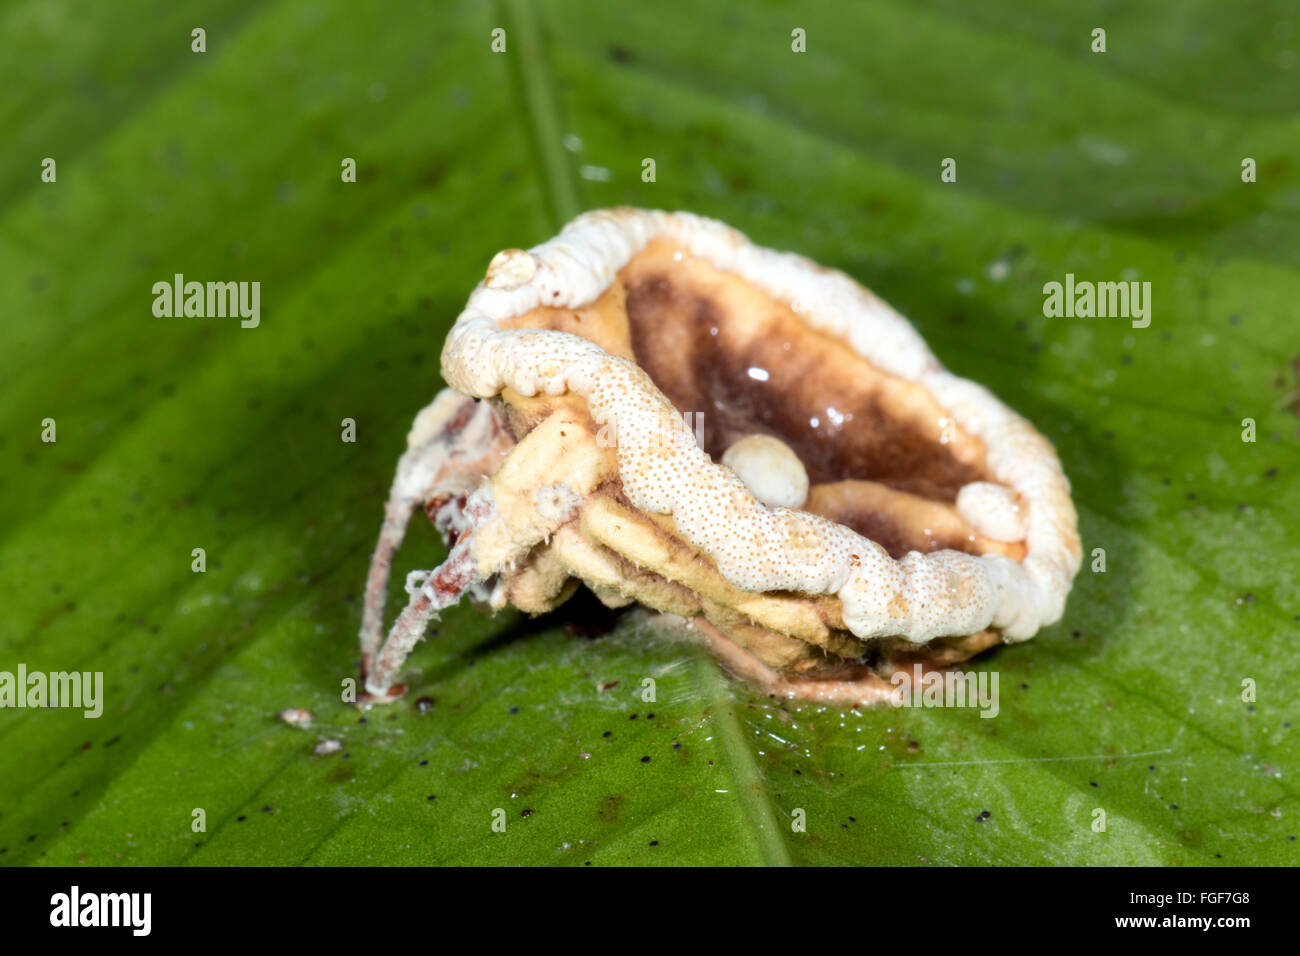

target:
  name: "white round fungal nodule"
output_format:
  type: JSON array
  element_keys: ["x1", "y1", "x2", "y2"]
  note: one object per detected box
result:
[{"x1": 721, "y1": 434, "x2": 809, "y2": 510}]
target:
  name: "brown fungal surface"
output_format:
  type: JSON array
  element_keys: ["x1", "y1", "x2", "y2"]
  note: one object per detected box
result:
[{"x1": 358, "y1": 209, "x2": 1081, "y2": 703}]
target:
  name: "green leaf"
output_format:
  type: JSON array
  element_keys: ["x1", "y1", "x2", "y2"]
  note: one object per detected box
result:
[{"x1": 2, "y1": 0, "x2": 1296, "y2": 866}]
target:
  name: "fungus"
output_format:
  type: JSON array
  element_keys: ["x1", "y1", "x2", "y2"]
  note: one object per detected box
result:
[{"x1": 358, "y1": 209, "x2": 1081, "y2": 703}]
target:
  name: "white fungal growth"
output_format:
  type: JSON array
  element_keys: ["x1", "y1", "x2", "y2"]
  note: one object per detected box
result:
[
  {"x1": 484, "y1": 248, "x2": 539, "y2": 291},
  {"x1": 277, "y1": 707, "x2": 313, "y2": 726},
  {"x1": 722, "y1": 434, "x2": 810, "y2": 509},
  {"x1": 957, "y1": 481, "x2": 1029, "y2": 542},
  {"x1": 440, "y1": 208, "x2": 1081, "y2": 646},
  {"x1": 535, "y1": 482, "x2": 581, "y2": 524}
]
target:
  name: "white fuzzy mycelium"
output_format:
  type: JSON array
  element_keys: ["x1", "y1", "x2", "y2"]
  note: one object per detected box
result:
[{"x1": 441, "y1": 208, "x2": 1081, "y2": 645}]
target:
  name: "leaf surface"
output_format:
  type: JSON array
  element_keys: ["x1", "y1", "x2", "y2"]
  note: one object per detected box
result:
[{"x1": 1, "y1": 0, "x2": 1295, "y2": 866}]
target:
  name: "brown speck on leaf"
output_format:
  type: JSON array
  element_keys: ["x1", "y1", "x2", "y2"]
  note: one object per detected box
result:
[{"x1": 415, "y1": 696, "x2": 436, "y2": 713}]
